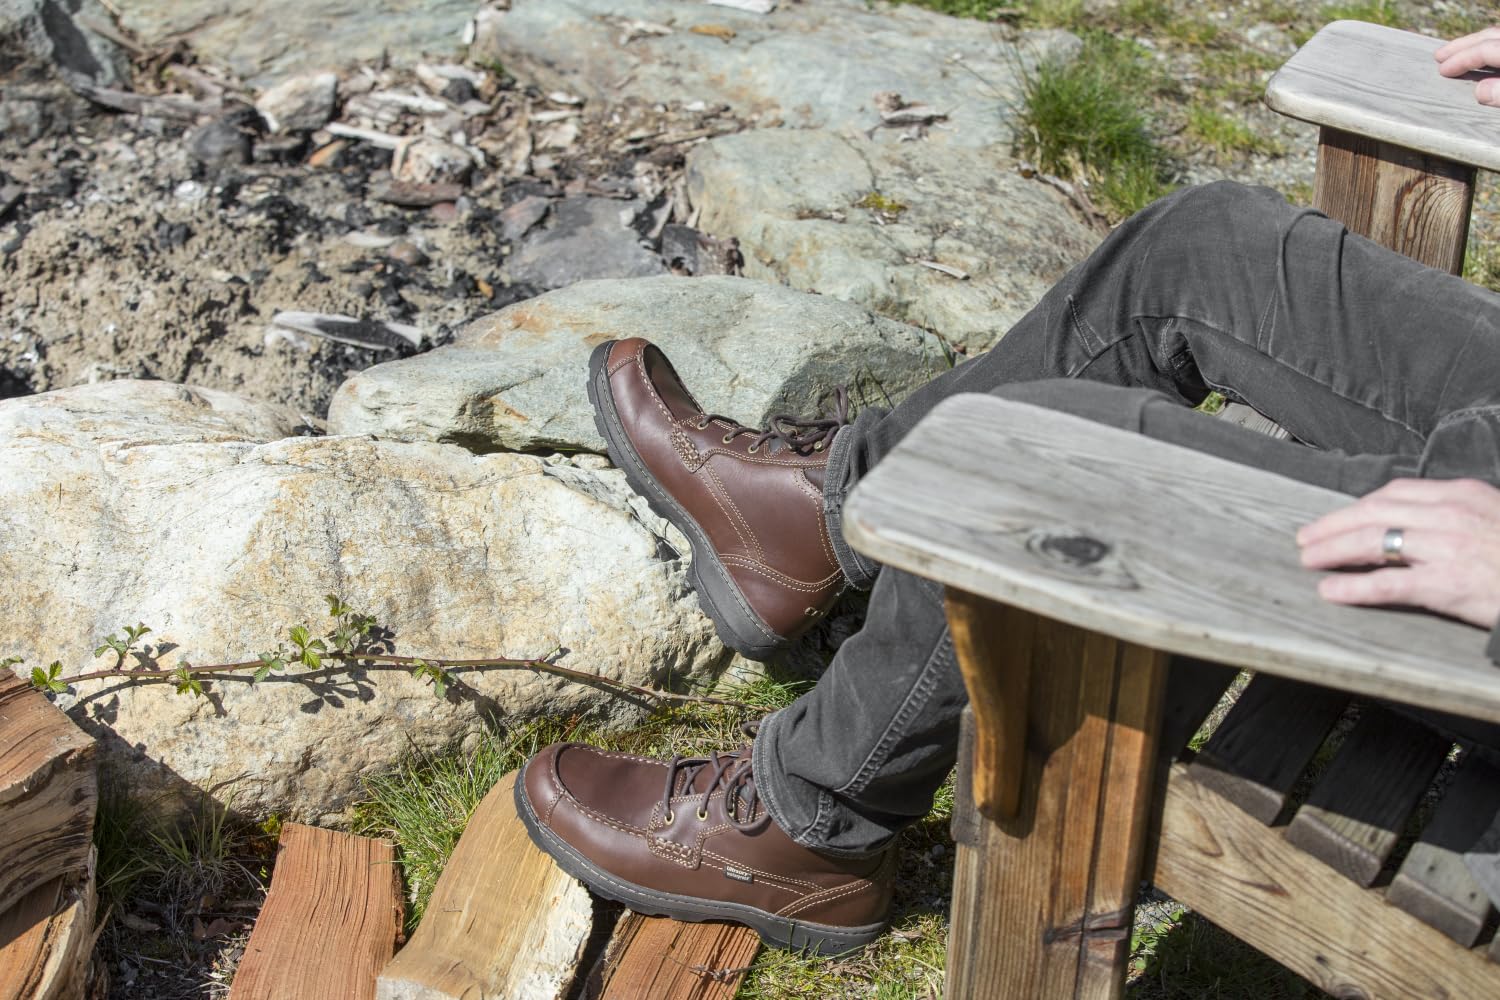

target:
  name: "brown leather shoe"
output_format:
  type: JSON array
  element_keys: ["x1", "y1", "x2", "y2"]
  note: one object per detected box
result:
[
  {"x1": 515, "y1": 733, "x2": 894, "y2": 955},
  {"x1": 587, "y1": 337, "x2": 847, "y2": 660}
]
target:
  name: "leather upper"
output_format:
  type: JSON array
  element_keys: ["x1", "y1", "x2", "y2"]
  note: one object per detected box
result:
[
  {"x1": 523, "y1": 740, "x2": 894, "y2": 928},
  {"x1": 601, "y1": 337, "x2": 844, "y2": 641}
]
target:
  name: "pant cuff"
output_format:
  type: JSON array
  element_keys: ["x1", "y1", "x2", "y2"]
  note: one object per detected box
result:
[{"x1": 823, "y1": 421, "x2": 881, "y2": 590}]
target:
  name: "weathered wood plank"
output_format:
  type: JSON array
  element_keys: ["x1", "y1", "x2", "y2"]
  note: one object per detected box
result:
[
  {"x1": 0, "y1": 874, "x2": 97, "y2": 1000},
  {"x1": 1285, "y1": 706, "x2": 1449, "y2": 886},
  {"x1": 582, "y1": 913, "x2": 760, "y2": 1000},
  {"x1": 0, "y1": 672, "x2": 96, "y2": 917},
  {"x1": 945, "y1": 591, "x2": 1031, "y2": 820},
  {"x1": 944, "y1": 596, "x2": 1167, "y2": 1000},
  {"x1": 1313, "y1": 127, "x2": 1474, "y2": 274},
  {"x1": 231, "y1": 824, "x2": 402, "y2": 1000},
  {"x1": 1186, "y1": 676, "x2": 1348, "y2": 825},
  {"x1": 1154, "y1": 761, "x2": 1500, "y2": 997},
  {"x1": 840, "y1": 395, "x2": 1500, "y2": 726},
  {"x1": 1388, "y1": 752, "x2": 1500, "y2": 947},
  {"x1": 1265, "y1": 21, "x2": 1500, "y2": 173},
  {"x1": 376, "y1": 771, "x2": 595, "y2": 1000}
]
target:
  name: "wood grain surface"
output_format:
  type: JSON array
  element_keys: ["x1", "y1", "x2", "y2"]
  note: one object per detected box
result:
[
  {"x1": 231, "y1": 824, "x2": 402, "y2": 1000},
  {"x1": 1284, "y1": 706, "x2": 1449, "y2": 886},
  {"x1": 0, "y1": 875, "x2": 96, "y2": 1000},
  {"x1": 944, "y1": 592, "x2": 1031, "y2": 820},
  {"x1": 944, "y1": 600, "x2": 1167, "y2": 1000},
  {"x1": 1265, "y1": 20, "x2": 1500, "y2": 172},
  {"x1": 1157, "y1": 762, "x2": 1500, "y2": 997},
  {"x1": 583, "y1": 913, "x2": 760, "y2": 1000},
  {"x1": 841, "y1": 395, "x2": 1500, "y2": 724},
  {"x1": 375, "y1": 771, "x2": 595, "y2": 1000},
  {"x1": 0, "y1": 672, "x2": 96, "y2": 917},
  {"x1": 1388, "y1": 751, "x2": 1500, "y2": 947}
]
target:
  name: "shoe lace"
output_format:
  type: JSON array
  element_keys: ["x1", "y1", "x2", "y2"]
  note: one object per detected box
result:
[
  {"x1": 697, "y1": 387, "x2": 850, "y2": 455},
  {"x1": 660, "y1": 721, "x2": 769, "y2": 833}
]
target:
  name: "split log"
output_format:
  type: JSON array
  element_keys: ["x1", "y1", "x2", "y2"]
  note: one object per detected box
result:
[
  {"x1": 0, "y1": 873, "x2": 98, "y2": 1000},
  {"x1": 581, "y1": 913, "x2": 760, "y2": 1000},
  {"x1": 376, "y1": 771, "x2": 595, "y2": 1000},
  {"x1": 0, "y1": 673, "x2": 96, "y2": 916},
  {"x1": 230, "y1": 825, "x2": 402, "y2": 1000}
]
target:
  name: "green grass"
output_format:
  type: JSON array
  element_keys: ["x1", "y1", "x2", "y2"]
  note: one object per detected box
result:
[
  {"x1": 1186, "y1": 106, "x2": 1286, "y2": 162},
  {"x1": 1319, "y1": 0, "x2": 1402, "y2": 27},
  {"x1": 1015, "y1": 32, "x2": 1175, "y2": 218}
]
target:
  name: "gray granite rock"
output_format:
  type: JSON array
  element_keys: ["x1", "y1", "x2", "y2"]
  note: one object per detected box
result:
[
  {"x1": 327, "y1": 275, "x2": 948, "y2": 453},
  {"x1": 0, "y1": 380, "x2": 724, "y2": 822},
  {"x1": 504, "y1": 197, "x2": 667, "y2": 291},
  {"x1": 474, "y1": 0, "x2": 1078, "y2": 149},
  {"x1": 111, "y1": 0, "x2": 476, "y2": 87},
  {"x1": 688, "y1": 129, "x2": 1100, "y2": 352},
  {"x1": 0, "y1": 0, "x2": 129, "y2": 88}
]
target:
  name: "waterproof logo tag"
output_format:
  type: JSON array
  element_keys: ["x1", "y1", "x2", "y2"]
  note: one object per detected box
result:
[{"x1": 724, "y1": 865, "x2": 754, "y2": 884}]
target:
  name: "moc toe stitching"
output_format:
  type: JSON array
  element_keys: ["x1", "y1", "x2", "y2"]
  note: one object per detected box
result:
[{"x1": 720, "y1": 555, "x2": 842, "y2": 592}]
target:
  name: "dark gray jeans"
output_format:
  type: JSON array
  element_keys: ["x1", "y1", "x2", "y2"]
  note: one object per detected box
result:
[{"x1": 751, "y1": 181, "x2": 1500, "y2": 857}]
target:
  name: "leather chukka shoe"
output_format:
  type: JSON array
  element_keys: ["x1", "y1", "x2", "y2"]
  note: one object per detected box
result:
[
  {"x1": 587, "y1": 337, "x2": 847, "y2": 660},
  {"x1": 515, "y1": 733, "x2": 894, "y2": 955}
]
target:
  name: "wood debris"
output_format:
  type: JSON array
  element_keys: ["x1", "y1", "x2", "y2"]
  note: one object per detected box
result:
[
  {"x1": 270, "y1": 312, "x2": 423, "y2": 350},
  {"x1": 690, "y1": 24, "x2": 737, "y2": 42},
  {"x1": 913, "y1": 259, "x2": 970, "y2": 280},
  {"x1": 707, "y1": 0, "x2": 776, "y2": 10}
]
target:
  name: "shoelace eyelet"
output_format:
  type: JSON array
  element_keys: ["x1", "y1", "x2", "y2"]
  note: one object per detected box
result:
[
  {"x1": 663, "y1": 809, "x2": 675, "y2": 824},
  {"x1": 721, "y1": 433, "x2": 735, "y2": 445},
  {"x1": 695, "y1": 417, "x2": 710, "y2": 430},
  {"x1": 813, "y1": 441, "x2": 825, "y2": 451},
  {"x1": 746, "y1": 444, "x2": 759, "y2": 454},
  {"x1": 696, "y1": 808, "x2": 710, "y2": 821}
]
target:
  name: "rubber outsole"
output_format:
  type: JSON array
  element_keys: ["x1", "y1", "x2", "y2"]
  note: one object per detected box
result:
[
  {"x1": 513, "y1": 758, "x2": 886, "y2": 956},
  {"x1": 586, "y1": 341, "x2": 787, "y2": 661}
]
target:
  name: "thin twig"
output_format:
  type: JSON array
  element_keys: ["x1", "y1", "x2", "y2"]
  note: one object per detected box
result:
[{"x1": 54, "y1": 651, "x2": 755, "y2": 710}]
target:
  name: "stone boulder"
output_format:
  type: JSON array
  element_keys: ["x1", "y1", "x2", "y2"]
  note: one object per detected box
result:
[
  {"x1": 474, "y1": 0, "x2": 1077, "y2": 149},
  {"x1": 0, "y1": 0, "x2": 130, "y2": 89},
  {"x1": 326, "y1": 275, "x2": 949, "y2": 453},
  {"x1": 0, "y1": 381, "x2": 724, "y2": 823},
  {"x1": 688, "y1": 129, "x2": 1101, "y2": 352},
  {"x1": 111, "y1": 0, "x2": 476, "y2": 86},
  {"x1": 504, "y1": 197, "x2": 667, "y2": 292}
]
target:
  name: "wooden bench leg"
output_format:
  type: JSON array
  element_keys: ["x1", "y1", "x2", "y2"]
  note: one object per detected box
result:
[
  {"x1": 943, "y1": 589, "x2": 1168, "y2": 1000},
  {"x1": 1314, "y1": 125, "x2": 1475, "y2": 275}
]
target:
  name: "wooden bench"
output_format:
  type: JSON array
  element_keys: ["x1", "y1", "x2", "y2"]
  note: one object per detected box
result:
[
  {"x1": 837, "y1": 20, "x2": 1500, "y2": 997},
  {"x1": 843, "y1": 395, "x2": 1500, "y2": 998}
]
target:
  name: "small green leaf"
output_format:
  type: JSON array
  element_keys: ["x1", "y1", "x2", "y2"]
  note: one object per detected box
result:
[
  {"x1": 93, "y1": 643, "x2": 111, "y2": 658},
  {"x1": 300, "y1": 649, "x2": 321, "y2": 670},
  {"x1": 171, "y1": 666, "x2": 204, "y2": 699},
  {"x1": 289, "y1": 624, "x2": 311, "y2": 650},
  {"x1": 1, "y1": 655, "x2": 23, "y2": 670},
  {"x1": 30, "y1": 665, "x2": 49, "y2": 689},
  {"x1": 430, "y1": 670, "x2": 448, "y2": 699},
  {"x1": 307, "y1": 638, "x2": 326, "y2": 652},
  {"x1": 252, "y1": 663, "x2": 272, "y2": 683},
  {"x1": 124, "y1": 623, "x2": 151, "y2": 643}
]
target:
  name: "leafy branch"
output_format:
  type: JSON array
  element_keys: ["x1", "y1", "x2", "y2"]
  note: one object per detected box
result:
[{"x1": 6, "y1": 595, "x2": 751, "y2": 711}]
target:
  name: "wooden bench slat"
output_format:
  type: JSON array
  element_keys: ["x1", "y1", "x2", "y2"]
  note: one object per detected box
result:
[
  {"x1": 0, "y1": 672, "x2": 96, "y2": 917},
  {"x1": 583, "y1": 913, "x2": 760, "y2": 1000},
  {"x1": 1153, "y1": 761, "x2": 1500, "y2": 997},
  {"x1": 1185, "y1": 676, "x2": 1348, "y2": 825},
  {"x1": 840, "y1": 395, "x2": 1500, "y2": 726},
  {"x1": 1265, "y1": 21, "x2": 1500, "y2": 173},
  {"x1": 375, "y1": 771, "x2": 596, "y2": 1000},
  {"x1": 1388, "y1": 752, "x2": 1500, "y2": 947},
  {"x1": 0, "y1": 874, "x2": 96, "y2": 1000},
  {"x1": 1284, "y1": 706, "x2": 1451, "y2": 886},
  {"x1": 231, "y1": 824, "x2": 402, "y2": 1000}
]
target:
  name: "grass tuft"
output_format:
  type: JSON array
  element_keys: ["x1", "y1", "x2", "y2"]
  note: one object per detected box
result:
[{"x1": 1015, "y1": 33, "x2": 1175, "y2": 218}]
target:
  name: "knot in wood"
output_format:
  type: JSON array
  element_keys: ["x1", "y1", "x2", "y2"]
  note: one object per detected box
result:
[{"x1": 1031, "y1": 530, "x2": 1110, "y2": 567}]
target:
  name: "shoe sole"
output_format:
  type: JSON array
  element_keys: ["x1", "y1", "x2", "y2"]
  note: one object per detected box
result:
[
  {"x1": 586, "y1": 340, "x2": 786, "y2": 661},
  {"x1": 513, "y1": 758, "x2": 887, "y2": 956}
]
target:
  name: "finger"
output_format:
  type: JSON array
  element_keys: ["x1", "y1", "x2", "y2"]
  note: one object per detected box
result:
[
  {"x1": 1316, "y1": 565, "x2": 1444, "y2": 610},
  {"x1": 1297, "y1": 495, "x2": 1480, "y2": 546},
  {"x1": 1436, "y1": 39, "x2": 1500, "y2": 77},
  {"x1": 1436, "y1": 26, "x2": 1500, "y2": 61},
  {"x1": 1298, "y1": 525, "x2": 1465, "y2": 569},
  {"x1": 1480, "y1": 77, "x2": 1500, "y2": 106}
]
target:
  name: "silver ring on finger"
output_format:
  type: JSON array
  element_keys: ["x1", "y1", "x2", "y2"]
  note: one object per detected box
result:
[{"x1": 1381, "y1": 526, "x2": 1406, "y2": 565}]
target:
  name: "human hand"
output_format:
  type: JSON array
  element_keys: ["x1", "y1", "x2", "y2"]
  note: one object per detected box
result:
[
  {"x1": 1297, "y1": 478, "x2": 1500, "y2": 629},
  {"x1": 1436, "y1": 27, "x2": 1500, "y2": 107}
]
